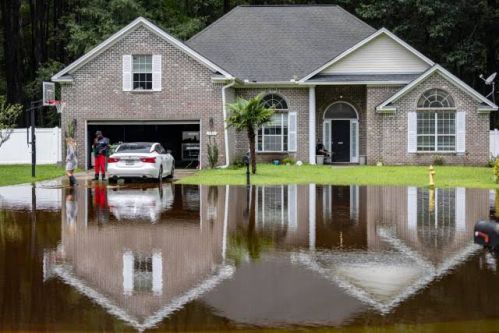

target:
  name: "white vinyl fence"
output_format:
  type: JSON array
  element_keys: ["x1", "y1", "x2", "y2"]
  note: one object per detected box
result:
[
  {"x1": 0, "y1": 127, "x2": 62, "y2": 164},
  {"x1": 491, "y1": 130, "x2": 499, "y2": 158}
]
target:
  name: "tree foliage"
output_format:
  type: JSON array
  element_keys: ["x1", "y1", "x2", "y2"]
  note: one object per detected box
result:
[
  {"x1": 0, "y1": 0, "x2": 497, "y2": 126},
  {"x1": 226, "y1": 94, "x2": 274, "y2": 174},
  {"x1": 0, "y1": 96, "x2": 22, "y2": 148}
]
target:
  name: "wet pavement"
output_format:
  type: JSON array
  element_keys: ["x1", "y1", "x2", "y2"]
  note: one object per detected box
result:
[{"x1": 0, "y1": 179, "x2": 498, "y2": 332}]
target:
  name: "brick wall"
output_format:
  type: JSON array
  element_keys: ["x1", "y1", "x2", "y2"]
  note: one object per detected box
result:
[
  {"x1": 61, "y1": 26, "x2": 226, "y2": 169},
  {"x1": 233, "y1": 88, "x2": 309, "y2": 163},
  {"x1": 367, "y1": 72, "x2": 489, "y2": 165},
  {"x1": 366, "y1": 85, "x2": 403, "y2": 164}
]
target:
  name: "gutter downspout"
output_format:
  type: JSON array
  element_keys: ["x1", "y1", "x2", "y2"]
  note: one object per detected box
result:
[{"x1": 221, "y1": 79, "x2": 236, "y2": 168}]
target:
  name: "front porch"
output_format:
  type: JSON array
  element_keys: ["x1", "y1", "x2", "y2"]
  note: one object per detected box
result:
[{"x1": 309, "y1": 85, "x2": 367, "y2": 164}]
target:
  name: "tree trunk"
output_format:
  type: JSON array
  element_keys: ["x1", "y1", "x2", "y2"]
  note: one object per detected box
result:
[
  {"x1": 29, "y1": 0, "x2": 48, "y2": 71},
  {"x1": 223, "y1": 0, "x2": 230, "y2": 13},
  {"x1": 246, "y1": 184, "x2": 258, "y2": 260},
  {"x1": 247, "y1": 126, "x2": 257, "y2": 174},
  {"x1": 1, "y1": 0, "x2": 24, "y2": 104}
]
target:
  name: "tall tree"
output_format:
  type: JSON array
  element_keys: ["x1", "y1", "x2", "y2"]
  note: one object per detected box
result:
[
  {"x1": 1, "y1": 0, "x2": 24, "y2": 104},
  {"x1": 0, "y1": 96, "x2": 22, "y2": 148},
  {"x1": 226, "y1": 95, "x2": 274, "y2": 174}
]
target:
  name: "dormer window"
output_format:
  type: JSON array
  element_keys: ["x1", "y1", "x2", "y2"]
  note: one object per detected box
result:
[{"x1": 133, "y1": 55, "x2": 153, "y2": 90}]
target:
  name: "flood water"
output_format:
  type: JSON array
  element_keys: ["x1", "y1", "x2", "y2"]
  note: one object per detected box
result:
[{"x1": 0, "y1": 180, "x2": 499, "y2": 332}]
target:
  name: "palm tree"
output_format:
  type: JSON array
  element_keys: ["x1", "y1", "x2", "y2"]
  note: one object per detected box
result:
[{"x1": 226, "y1": 94, "x2": 274, "y2": 174}]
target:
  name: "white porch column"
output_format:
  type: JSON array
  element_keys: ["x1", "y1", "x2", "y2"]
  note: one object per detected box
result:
[
  {"x1": 309, "y1": 184, "x2": 316, "y2": 250},
  {"x1": 308, "y1": 86, "x2": 316, "y2": 164}
]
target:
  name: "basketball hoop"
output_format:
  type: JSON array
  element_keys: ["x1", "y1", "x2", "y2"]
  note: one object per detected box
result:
[{"x1": 47, "y1": 100, "x2": 66, "y2": 114}]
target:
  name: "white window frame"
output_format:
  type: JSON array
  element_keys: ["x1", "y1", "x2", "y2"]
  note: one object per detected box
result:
[
  {"x1": 416, "y1": 110, "x2": 456, "y2": 152},
  {"x1": 132, "y1": 54, "x2": 153, "y2": 90},
  {"x1": 257, "y1": 112, "x2": 289, "y2": 153},
  {"x1": 407, "y1": 187, "x2": 465, "y2": 233},
  {"x1": 255, "y1": 185, "x2": 297, "y2": 230}
]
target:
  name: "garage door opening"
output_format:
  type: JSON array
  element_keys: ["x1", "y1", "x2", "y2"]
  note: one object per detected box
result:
[{"x1": 87, "y1": 122, "x2": 200, "y2": 169}]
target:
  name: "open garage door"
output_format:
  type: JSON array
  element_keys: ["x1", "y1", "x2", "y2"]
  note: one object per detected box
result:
[{"x1": 87, "y1": 121, "x2": 200, "y2": 169}]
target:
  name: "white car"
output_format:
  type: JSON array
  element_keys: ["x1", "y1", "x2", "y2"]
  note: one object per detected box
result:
[
  {"x1": 108, "y1": 183, "x2": 174, "y2": 222},
  {"x1": 107, "y1": 142, "x2": 175, "y2": 181}
]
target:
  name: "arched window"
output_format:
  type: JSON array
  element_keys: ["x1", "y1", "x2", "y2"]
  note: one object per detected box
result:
[
  {"x1": 415, "y1": 89, "x2": 456, "y2": 152},
  {"x1": 324, "y1": 102, "x2": 358, "y2": 119},
  {"x1": 417, "y1": 89, "x2": 455, "y2": 108},
  {"x1": 258, "y1": 94, "x2": 290, "y2": 152},
  {"x1": 262, "y1": 94, "x2": 288, "y2": 110}
]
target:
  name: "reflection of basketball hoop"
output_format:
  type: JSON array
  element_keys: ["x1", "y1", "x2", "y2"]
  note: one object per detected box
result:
[{"x1": 47, "y1": 100, "x2": 66, "y2": 114}]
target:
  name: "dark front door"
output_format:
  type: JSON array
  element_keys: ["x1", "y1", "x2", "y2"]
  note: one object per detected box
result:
[{"x1": 331, "y1": 120, "x2": 350, "y2": 162}]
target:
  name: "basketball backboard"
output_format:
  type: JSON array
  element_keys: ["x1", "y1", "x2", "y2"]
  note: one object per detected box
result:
[{"x1": 42, "y1": 82, "x2": 55, "y2": 106}]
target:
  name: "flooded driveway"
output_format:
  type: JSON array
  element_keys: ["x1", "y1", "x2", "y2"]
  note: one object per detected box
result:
[{"x1": 0, "y1": 181, "x2": 498, "y2": 332}]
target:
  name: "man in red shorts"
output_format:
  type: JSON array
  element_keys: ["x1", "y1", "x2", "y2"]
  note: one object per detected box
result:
[{"x1": 93, "y1": 131, "x2": 110, "y2": 181}]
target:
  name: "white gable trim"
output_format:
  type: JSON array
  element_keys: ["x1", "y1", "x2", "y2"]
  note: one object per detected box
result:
[
  {"x1": 299, "y1": 28, "x2": 435, "y2": 83},
  {"x1": 49, "y1": 261, "x2": 234, "y2": 332},
  {"x1": 52, "y1": 17, "x2": 233, "y2": 83},
  {"x1": 376, "y1": 65, "x2": 498, "y2": 112}
]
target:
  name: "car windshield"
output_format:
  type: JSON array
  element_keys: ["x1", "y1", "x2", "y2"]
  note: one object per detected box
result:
[{"x1": 115, "y1": 143, "x2": 152, "y2": 153}]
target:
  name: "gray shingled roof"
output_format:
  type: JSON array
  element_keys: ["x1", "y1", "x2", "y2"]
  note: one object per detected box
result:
[{"x1": 187, "y1": 5, "x2": 376, "y2": 82}]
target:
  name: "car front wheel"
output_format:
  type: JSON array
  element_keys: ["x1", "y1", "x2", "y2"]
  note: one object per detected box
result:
[
  {"x1": 156, "y1": 166, "x2": 163, "y2": 183},
  {"x1": 166, "y1": 163, "x2": 175, "y2": 179}
]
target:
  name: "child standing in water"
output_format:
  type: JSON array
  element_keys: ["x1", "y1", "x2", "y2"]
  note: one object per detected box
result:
[{"x1": 66, "y1": 137, "x2": 78, "y2": 186}]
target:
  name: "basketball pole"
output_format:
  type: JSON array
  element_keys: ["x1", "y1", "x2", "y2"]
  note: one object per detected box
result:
[{"x1": 27, "y1": 100, "x2": 43, "y2": 178}]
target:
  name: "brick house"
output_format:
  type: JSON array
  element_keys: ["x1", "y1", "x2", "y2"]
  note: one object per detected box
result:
[{"x1": 52, "y1": 5, "x2": 498, "y2": 168}]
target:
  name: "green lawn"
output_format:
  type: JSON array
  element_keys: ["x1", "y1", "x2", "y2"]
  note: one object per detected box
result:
[
  {"x1": 0, "y1": 164, "x2": 64, "y2": 186},
  {"x1": 178, "y1": 164, "x2": 498, "y2": 188}
]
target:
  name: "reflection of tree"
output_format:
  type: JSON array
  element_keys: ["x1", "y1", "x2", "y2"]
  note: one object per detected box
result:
[
  {"x1": 227, "y1": 187, "x2": 273, "y2": 265},
  {"x1": 0, "y1": 210, "x2": 23, "y2": 243}
]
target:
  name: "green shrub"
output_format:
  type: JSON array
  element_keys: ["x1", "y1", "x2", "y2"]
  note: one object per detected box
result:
[
  {"x1": 433, "y1": 155, "x2": 445, "y2": 166},
  {"x1": 281, "y1": 156, "x2": 295, "y2": 165},
  {"x1": 65, "y1": 119, "x2": 76, "y2": 139},
  {"x1": 494, "y1": 158, "x2": 499, "y2": 184},
  {"x1": 207, "y1": 140, "x2": 219, "y2": 168},
  {"x1": 230, "y1": 154, "x2": 246, "y2": 168}
]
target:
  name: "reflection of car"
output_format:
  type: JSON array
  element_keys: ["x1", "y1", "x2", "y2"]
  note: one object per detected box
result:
[
  {"x1": 107, "y1": 142, "x2": 174, "y2": 181},
  {"x1": 107, "y1": 183, "x2": 174, "y2": 222}
]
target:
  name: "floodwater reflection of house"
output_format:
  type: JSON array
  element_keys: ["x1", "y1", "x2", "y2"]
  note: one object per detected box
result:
[
  {"x1": 44, "y1": 184, "x2": 234, "y2": 331},
  {"x1": 295, "y1": 186, "x2": 490, "y2": 314},
  {"x1": 42, "y1": 184, "x2": 491, "y2": 329},
  {"x1": 205, "y1": 185, "x2": 490, "y2": 326}
]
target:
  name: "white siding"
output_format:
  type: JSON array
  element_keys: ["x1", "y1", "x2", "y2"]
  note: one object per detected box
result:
[{"x1": 321, "y1": 34, "x2": 430, "y2": 74}]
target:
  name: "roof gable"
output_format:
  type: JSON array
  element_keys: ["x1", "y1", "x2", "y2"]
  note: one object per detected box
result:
[
  {"x1": 376, "y1": 65, "x2": 498, "y2": 112},
  {"x1": 187, "y1": 5, "x2": 376, "y2": 82},
  {"x1": 47, "y1": 261, "x2": 234, "y2": 331},
  {"x1": 320, "y1": 33, "x2": 430, "y2": 75},
  {"x1": 301, "y1": 28, "x2": 434, "y2": 82},
  {"x1": 52, "y1": 17, "x2": 232, "y2": 82}
]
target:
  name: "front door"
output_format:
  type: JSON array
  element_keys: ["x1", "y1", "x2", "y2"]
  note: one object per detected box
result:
[{"x1": 331, "y1": 120, "x2": 350, "y2": 162}]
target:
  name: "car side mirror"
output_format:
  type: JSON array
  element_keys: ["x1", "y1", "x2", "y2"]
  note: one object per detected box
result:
[{"x1": 166, "y1": 149, "x2": 172, "y2": 154}]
